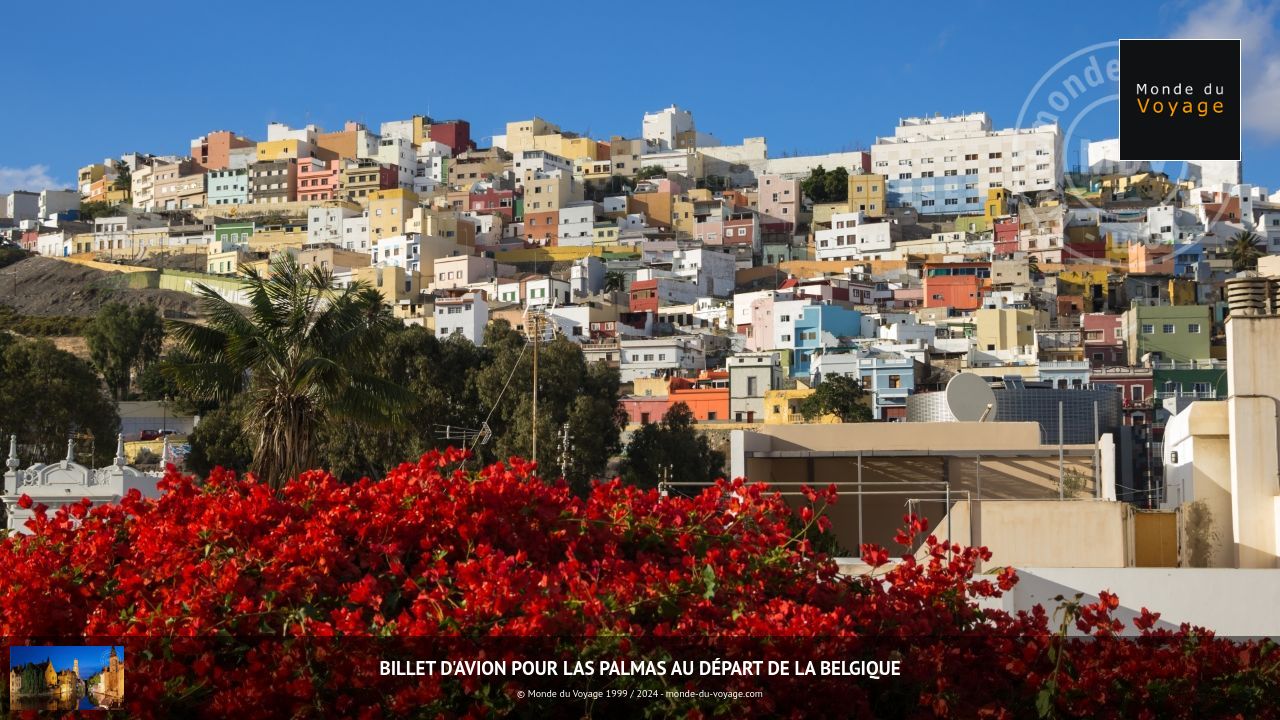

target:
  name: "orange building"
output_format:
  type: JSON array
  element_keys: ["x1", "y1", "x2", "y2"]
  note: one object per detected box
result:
[
  {"x1": 191, "y1": 130, "x2": 256, "y2": 170},
  {"x1": 1128, "y1": 242, "x2": 1176, "y2": 274},
  {"x1": 922, "y1": 261, "x2": 989, "y2": 310},
  {"x1": 524, "y1": 210, "x2": 559, "y2": 245}
]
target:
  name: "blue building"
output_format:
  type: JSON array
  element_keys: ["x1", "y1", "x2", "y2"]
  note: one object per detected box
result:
[
  {"x1": 810, "y1": 350, "x2": 918, "y2": 420},
  {"x1": 885, "y1": 173, "x2": 983, "y2": 214},
  {"x1": 792, "y1": 304, "x2": 863, "y2": 376}
]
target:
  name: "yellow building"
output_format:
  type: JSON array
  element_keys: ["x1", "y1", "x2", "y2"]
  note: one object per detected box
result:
[
  {"x1": 974, "y1": 308, "x2": 1043, "y2": 352},
  {"x1": 368, "y1": 188, "x2": 419, "y2": 241},
  {"x1": 248, "y1": 223, "x2": 308, "y2": 254},
  {"x1": 763, "y1": 384, "x2": 840, "y2": 425},
  {"x1": 1099, "y1": 171, "x2": 1174, "y2": 202},
  {"x1": 846, "y1": 173, "x2": 886, "y2": 217},
  {"x1": 256, "y1": 139, "x2": 312, "y2": 162},
  {"x1": 354, "y1": 264, "x2": 424, "y2": 306},
  {"x1": 593, "y1": 223, "x2": 620, "y2": 245},
  {"x1": 78, "y1": 163, "x2": 109, "y2": 195},
  {"x1": 984, "y1": 188, "x2": 1012, "y2": 220}
]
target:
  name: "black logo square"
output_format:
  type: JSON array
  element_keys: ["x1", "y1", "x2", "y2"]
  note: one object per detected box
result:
[{"x1": 1119, "y1": 39, "x2": 1241, "y2": 161}]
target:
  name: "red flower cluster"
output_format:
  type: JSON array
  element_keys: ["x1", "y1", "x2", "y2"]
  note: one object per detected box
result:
[{"x1": 0, "y1": 450, "x2": 1276, "y2": 718}]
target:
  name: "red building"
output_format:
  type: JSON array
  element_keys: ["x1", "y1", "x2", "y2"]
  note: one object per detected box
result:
[
  {"x1": 470, "y1": 188, "x2": 516, "y2": 220},
  {"x1": 429, "y1": 120, "x2": 472, "y2": 156},
  {"x1": 993, "y1": 216, "x2": 1019, "y2": 255},
  {"x1": 1082, "y1": 313, "x2": 1126, "y2": 367},
  {"x1": 629, "y1": 278, "x2": 659, "y2": 313},
  {"x1": 922, "y1": 262, "x2": 989, "y2": 311}
]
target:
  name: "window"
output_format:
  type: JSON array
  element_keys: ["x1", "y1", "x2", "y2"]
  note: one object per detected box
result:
[
  {"x1": 1162, "y1": 324, "x2": 1175, "y2": 334},
  {"x1": 888, "y1": 374, "x2": 901, "y2": 388},
  {"x1": 944, "y1": 169, "x2": 957, "y2": 176},
  {"x1": 988, "y1": 152, "x2": 1002, "y2": 159},
  {"x1": 898, "y1": 173, "x2": 911, "y2": 180},
  {"x1": 1188, "y1": 323, "x2": 1202, "y2": 333},
  {"x1": 944, "y1": 198, "x2": 958, "y2": 205},
  {"x1": 1141, "y1": 324, "x2": 1154, "y2": 334},
  {"x1": 1132, "y1": 386, "x2": 1144, "y2": 402},
  {"x1": 964, "y1": 154, "x2": 978, "y2": 161},
  {"x1": 920, "y1": 171, "x2": 934, "y2": 178},
  {"x1": 965, "y1": 168, "x2": 978, "y2": 175},
  {"x1": 989, "y1": 167, "x2": 1002, "y2": 174},
  {"x1": 707, "y1": 412, "x2": 718, "y2": 421},
  {"x1": 1194, "y1": 382, "x2": 1211, "y2": 395}
]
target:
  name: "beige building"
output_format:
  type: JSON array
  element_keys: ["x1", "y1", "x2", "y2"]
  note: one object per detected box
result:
[
  {"x1": 448, "y1": 148, "x2": 509, "y2": 191},
  {"x1": 974, "y1": 308, "x2": 1044, "y2": 353},
  {"x1": 503, "y1": 117, "x2": 562, "y2": 156},
  {"x1": 522, "y1": 169, "x2": 582, "y2": 214},
  {"x1": 151, "y1": 159, "x2": 207, "y2": 210},
  {"x1": 368, "y1": 188, "x2": 418, "y2": 241}
]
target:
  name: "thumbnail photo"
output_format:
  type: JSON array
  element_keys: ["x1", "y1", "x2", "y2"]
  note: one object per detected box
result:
[{"x1": 8, "y1": 645, "x2": 124, "y2": 713}]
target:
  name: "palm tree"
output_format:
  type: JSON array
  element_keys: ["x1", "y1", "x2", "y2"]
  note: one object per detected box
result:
[
  {"x1": 165, "y1": 254, "x2": 409, "y2": 488},
  {"x1": 1227, "y1": 230, "x2": 1265, "y2": 271}
]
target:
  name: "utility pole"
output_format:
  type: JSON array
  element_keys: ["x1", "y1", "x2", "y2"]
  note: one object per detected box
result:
[
  {"x1": 559, "y1": 422, "x2": 571, "y2": 479},
  {"x1": 530, "y1": 309, "x2": 541, "y2": 467}
]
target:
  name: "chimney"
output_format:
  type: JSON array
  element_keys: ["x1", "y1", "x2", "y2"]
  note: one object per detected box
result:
[{"x1": 1224, "y1": 273, "x2": 1275, "y2": 317}]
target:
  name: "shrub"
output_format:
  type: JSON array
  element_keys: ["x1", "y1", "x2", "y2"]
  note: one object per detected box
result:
[{"x1": 0, "y1": 452, "x2": 1276, "y2": 718}]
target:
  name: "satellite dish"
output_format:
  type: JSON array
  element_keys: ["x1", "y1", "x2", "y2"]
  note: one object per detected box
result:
[{"x1": 945, "y1": 373, "x2": 997, "y2": 422}]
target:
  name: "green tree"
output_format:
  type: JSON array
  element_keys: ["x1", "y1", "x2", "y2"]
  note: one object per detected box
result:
[
  {"x1": 620, "y1": 402, "x2": 724, "y2": 490},
  {"x1": 471, "y1": 320, "x2": 624, "y2": 493},
  {"x1": 801, "y1": 165, "x2": 850, "y2": 204},
  {"x1": 1227, "y1": 230, "x2": 1265, "y2": 271},
  {"x1": 85, "y1": 302, "x2": 165, "y2": 400},
  {"x1": 635, "y1": 165, "x2": 668, "y2": 181},
  {"x1": 77, "y1": 201, "x2": 119, "y2": 223},
  {"x1": 112, "y1": 160, "x2": 132, "y2": 192},
  {"x1": 185, "y1": 399, "x2": 255, "y2": 476},
  {"x1": 165, "y1": 254, "x2": 409, "y2": 488},
  {"x1": 0, "y1": 333, "x2": 120, "y2": 465},
  {"x1": 319, "y1": 326, "x2": 485, "y2": 481},
  {"x1": 797, "y1": 374, "x2": 873, "y2": 423},
  {"x1": 603, "y1": 271, "x2": 626, "y2": 294}
]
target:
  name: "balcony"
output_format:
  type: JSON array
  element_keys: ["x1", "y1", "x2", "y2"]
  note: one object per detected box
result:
[
  {"x1": 1151, "y1": 359, "x2": 1225, "y2": 371},
  {"x1": 1153, "y1": 388, "x2": 1219, "y2": 400}
]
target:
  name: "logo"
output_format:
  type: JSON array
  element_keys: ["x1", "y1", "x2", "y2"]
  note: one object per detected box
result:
[{"x1": 1120, "y1": 39, "x2": 1241, "y2": 161}]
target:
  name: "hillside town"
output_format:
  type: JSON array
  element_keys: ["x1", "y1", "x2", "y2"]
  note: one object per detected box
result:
[{"x1": 2, "y1": 104, "x2": 1279, "y2": 584}]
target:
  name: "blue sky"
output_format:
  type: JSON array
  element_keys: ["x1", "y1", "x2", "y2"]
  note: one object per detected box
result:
[
  {"x1": 2, "y1": 0, "x2": 1278, "y2": 193},
  {"x1": 9, "y1": 645, "x2": 123, "y2": 677}
]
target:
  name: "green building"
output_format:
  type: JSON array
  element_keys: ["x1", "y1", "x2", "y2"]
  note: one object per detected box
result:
[
  {"x1": 213, "y1": 221, "x2": 255, "y2": 248},
  {"x1": 1123, "y1": 305, "x2": 1212, "y2": 365}
]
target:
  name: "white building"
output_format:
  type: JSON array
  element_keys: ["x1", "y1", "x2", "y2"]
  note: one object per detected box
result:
[
  {"x1": 308, "y1": 204, "x2": 362, "y2": 246},
  {"x1": 434, "y1": 292, "x2": 489, "y2": 344},
  {"x1": 642, "y1": 105, "x2": 697, "y2": 151},
  {"x1": 671, "y1": 247, "x2": 736, "y2": 298},
  {"x1": 619, "y1": 335, "x2": 707, "y2": 382},
  {"x1": 1085, "y1": 139, "x2": 1150, "y2": 176},
  {"x1": 374, "y1": 234, "x2": 423, "y2": 272},
  {"x1": 871, "y1": 113, "x2": 1061, "y2": 215},
  {"x1": 3, "y1": 191, "x2": 38, "y2": 222},
  {"x1": 1, "y1": 436, "x2": 160, "y2": 535},
  {"x1": 557, "y1": 202, "x2": 597, "y2": 246},
  {"x1": 38, "y1": 189, "x2": 79, "y2": 219},
  {"x1": 432, "y1": 254, "x2": 497, "y2": 291},
  {"x1": 814, "y1": 215, "x2": 899, "y2": 261},
  {"x1": 341, "y1": 212, "x2": 371, "y2": 253}
]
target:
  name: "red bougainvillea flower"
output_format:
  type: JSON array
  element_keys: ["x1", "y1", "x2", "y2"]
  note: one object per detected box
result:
[{"x1": 0, "y1": 449, "x2": 1275, "y2": 719}]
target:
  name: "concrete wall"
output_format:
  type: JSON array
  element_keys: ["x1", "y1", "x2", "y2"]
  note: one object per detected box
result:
[
  {"x1": 990, "y1": 567, "x2": 1280, "y2": 636},
  {"x1": 1162, "y1": 401, "x2": 1234, "y2": 567},
  {"x1": 932, "y1": 499, "x2": 1136, "y2": 568},
  {"x1": 1226, "y1": 314, "x2": 1280, "y2": 567}
]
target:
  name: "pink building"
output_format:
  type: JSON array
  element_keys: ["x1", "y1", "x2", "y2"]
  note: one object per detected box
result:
[
  {"x1": 745, "y1": 296, "x2": 776, "y2": 352},
  {"x1": 1082, "y1": 313, "x2": 1126, "y2": 367},
  {"x1": 297, "y1": 159, "x2": 339, "y2": 202},
  {"x1": 757, "y1": 174, "x2": 800, "y2": 232}
]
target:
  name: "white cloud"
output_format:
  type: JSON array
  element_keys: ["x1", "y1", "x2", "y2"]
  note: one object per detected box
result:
[
  {"x1": 1172, "y1": 0, "x2": 1280, "y2": 139},
  {"x1": 0, "y1": 164, "x2": 66, "y2": 194}
]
